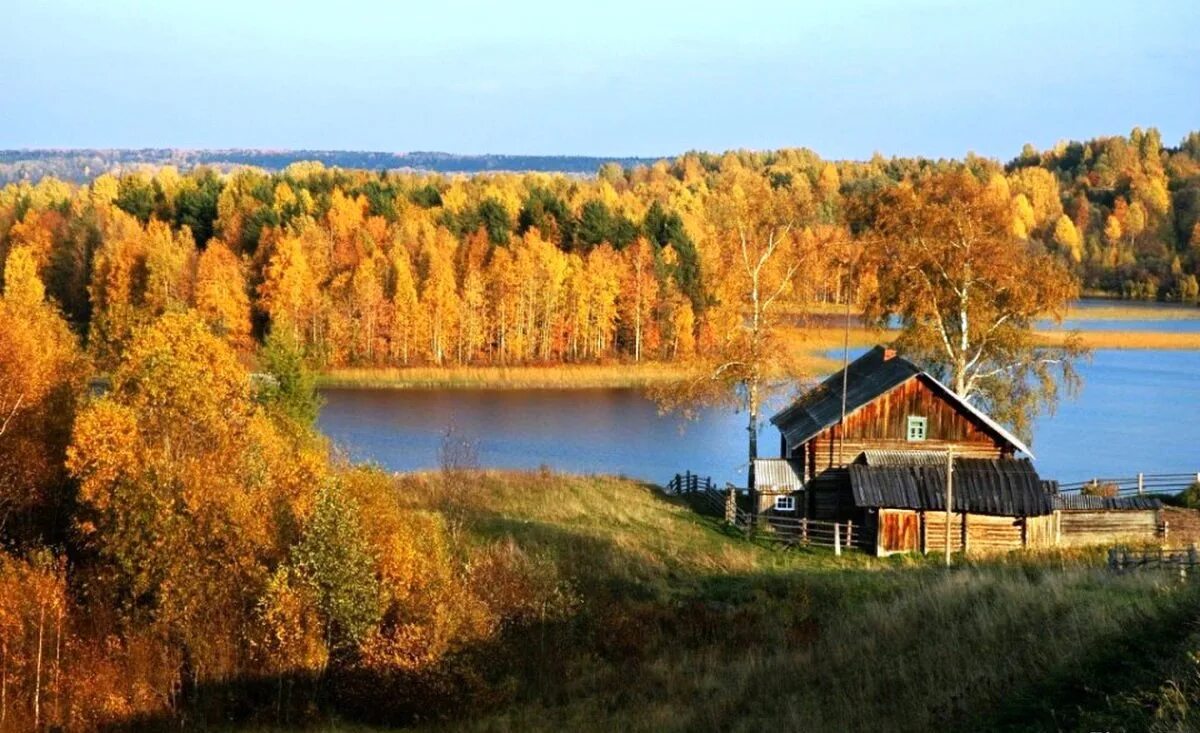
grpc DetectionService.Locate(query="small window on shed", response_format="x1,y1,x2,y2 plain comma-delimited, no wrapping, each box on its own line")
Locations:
774,495,796,512
906,416,928,441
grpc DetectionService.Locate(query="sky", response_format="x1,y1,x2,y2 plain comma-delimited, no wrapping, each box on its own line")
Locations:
2,0,1197,159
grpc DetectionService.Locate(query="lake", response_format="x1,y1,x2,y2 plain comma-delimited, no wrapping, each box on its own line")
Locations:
319,306,1200,487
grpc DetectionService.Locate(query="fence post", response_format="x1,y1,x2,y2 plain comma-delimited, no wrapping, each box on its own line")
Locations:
834,522,842,556
1164,520,1170,543
802,517,809,545
846,520,853,550
1108,548,1116,571
1138,472,1144,495
724,486,736,524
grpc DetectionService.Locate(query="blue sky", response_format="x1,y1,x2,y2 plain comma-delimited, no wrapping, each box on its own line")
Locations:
2,0,1197,158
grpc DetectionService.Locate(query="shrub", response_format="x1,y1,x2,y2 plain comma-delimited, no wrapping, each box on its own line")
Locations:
1177,481,1200,509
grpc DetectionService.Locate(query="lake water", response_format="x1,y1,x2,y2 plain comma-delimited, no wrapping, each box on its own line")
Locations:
319,303,1200,486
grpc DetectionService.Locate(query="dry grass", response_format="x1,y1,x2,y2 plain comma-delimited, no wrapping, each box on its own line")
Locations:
318,362,692,389
316,311,1200,391
1065,302,1200,321
1035,329,1200,350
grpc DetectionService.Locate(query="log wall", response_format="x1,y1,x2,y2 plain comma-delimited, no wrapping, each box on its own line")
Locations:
1056,510,1160,547
798,376,1006,479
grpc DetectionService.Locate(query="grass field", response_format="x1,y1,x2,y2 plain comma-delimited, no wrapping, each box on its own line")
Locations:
316,470,1200,732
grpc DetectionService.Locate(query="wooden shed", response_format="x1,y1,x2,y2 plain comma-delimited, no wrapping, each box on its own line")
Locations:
849,455,1055,555
1052,494,1164,547
751,458,804,516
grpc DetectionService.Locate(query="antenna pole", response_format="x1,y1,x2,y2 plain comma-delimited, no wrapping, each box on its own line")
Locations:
838,258,852,466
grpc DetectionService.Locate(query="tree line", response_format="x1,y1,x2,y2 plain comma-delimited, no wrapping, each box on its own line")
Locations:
0,128,1196,377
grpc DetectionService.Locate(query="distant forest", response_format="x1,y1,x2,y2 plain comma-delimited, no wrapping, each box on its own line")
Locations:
1,128,1198,376
0,149,661,183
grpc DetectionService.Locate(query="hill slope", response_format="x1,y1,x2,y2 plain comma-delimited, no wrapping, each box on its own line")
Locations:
377,471,1200,732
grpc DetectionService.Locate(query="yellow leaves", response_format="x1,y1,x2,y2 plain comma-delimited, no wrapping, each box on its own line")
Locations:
1011,194,1035,240
195,240,252,349
1052,215,1083,263
1104,214,1123,244
2,245,46,309
66,400,140,514
1008,166,1062,229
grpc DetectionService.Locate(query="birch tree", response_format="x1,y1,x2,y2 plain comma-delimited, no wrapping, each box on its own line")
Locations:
863,169,1086,441
653,166,816,488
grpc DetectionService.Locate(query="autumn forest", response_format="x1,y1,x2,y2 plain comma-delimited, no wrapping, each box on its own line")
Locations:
2,128,1200,729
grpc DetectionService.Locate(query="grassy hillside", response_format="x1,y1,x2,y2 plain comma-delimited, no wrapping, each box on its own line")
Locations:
348,471,1200,733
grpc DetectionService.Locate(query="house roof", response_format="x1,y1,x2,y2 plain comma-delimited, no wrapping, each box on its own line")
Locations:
769,345,1033,458
753,459,804,492
848,457,1053,516
1052,494,1163,511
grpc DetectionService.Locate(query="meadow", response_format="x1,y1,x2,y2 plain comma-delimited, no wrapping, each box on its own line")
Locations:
256,470,1200,733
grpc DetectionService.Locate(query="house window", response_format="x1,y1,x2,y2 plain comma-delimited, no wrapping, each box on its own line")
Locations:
774,495,796,512
906,416,928,441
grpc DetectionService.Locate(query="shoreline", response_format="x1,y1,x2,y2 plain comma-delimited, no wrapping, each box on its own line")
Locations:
316,326,1200,390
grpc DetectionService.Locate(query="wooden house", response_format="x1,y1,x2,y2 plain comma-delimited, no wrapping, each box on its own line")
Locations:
765,345,1052,555
754,345,1166,555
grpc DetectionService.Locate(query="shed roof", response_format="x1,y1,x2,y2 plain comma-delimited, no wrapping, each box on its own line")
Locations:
848,458,1052,516
859,450,947,467
1052,494,1163,511
769,346,1033,458
753,459,805,492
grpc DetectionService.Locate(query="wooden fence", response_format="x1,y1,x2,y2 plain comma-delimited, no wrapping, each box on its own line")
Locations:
665,472,861,555
1108,545,1200,576
1058,472,1200,496
665,471,716,495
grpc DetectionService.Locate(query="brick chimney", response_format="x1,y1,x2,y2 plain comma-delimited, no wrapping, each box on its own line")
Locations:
883,347,897,361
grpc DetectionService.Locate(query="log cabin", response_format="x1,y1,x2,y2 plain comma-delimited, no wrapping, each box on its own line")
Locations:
759,345,1055,554
753,345,1165,554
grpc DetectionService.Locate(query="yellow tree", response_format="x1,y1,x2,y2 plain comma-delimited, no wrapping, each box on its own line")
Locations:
864,169,1086,439
654,167,815,488
621,237,659,361
388,247,420,365
67,312,317,683
0,247,84,534
259,231,317,343
1052,215,1083,263
419,229,460,365
143,221,196,314
194,239,253,349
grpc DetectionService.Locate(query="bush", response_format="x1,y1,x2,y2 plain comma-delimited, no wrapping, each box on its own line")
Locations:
1177,481,1200,509
1081,481,1120,497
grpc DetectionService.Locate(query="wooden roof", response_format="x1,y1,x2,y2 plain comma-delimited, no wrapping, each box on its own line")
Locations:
770,345,1033,457
1052,494,1163,511
848,458,1052,516
753,459,804,492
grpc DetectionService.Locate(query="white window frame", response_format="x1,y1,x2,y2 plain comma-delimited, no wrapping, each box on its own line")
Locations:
774,495,796,512
906,416,928,442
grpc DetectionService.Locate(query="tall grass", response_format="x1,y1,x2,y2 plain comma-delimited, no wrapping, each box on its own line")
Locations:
317,363,691,390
